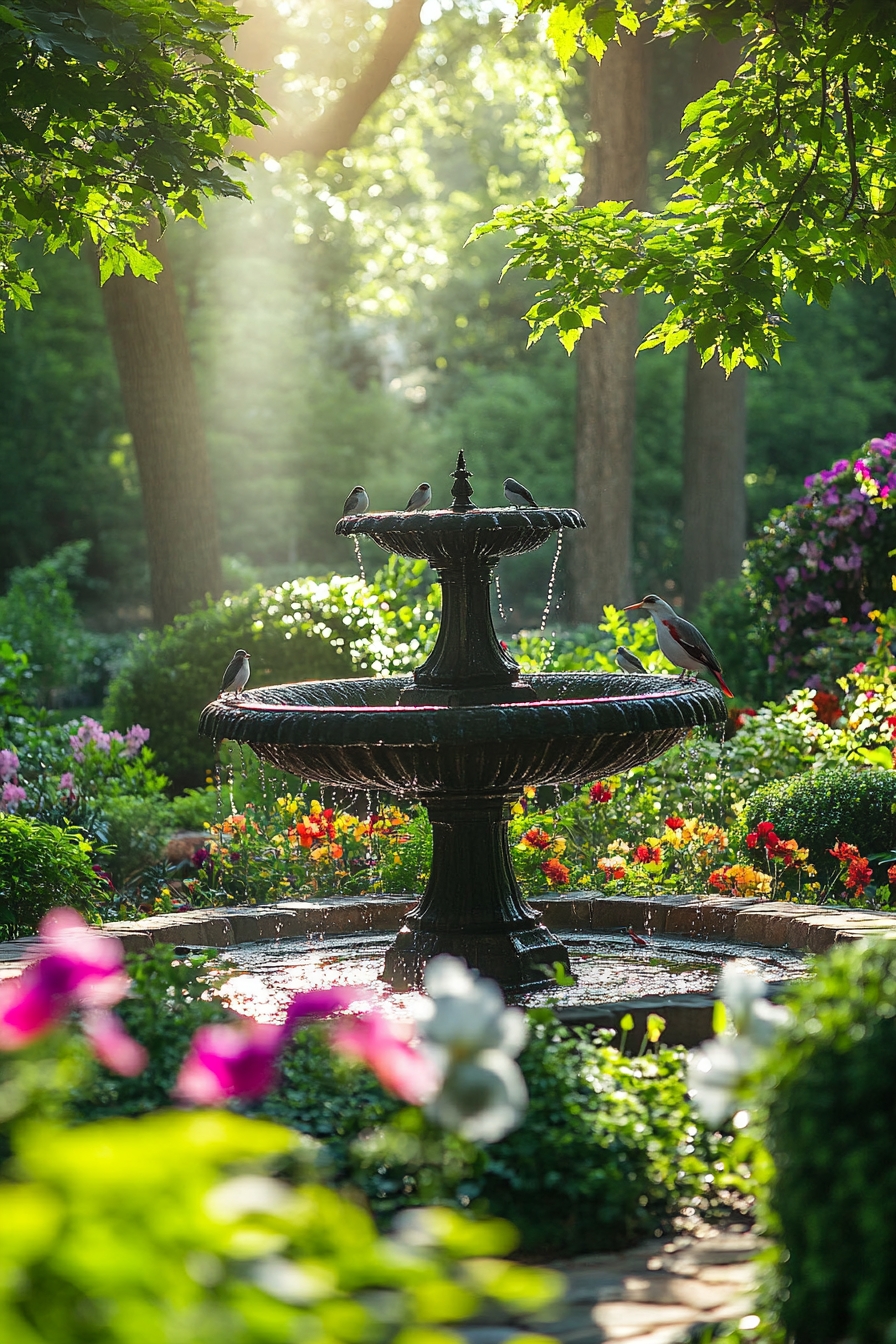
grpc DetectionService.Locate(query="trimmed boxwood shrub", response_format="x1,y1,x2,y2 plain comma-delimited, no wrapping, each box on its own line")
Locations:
747,767,896,884
104,587,350,790
0,814,106,936
105,562,440,790
763,939,896,1343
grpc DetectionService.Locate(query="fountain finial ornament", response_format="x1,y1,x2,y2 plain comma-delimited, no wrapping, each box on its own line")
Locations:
450,450,474,512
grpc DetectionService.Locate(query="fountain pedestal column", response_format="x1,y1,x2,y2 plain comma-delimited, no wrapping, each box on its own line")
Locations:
383,794,571,993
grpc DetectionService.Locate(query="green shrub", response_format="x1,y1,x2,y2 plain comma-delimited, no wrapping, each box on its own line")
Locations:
747,767,896,884
763,939,896,1343
480,1014,728,1256
0,815,106,936
104,588,348,790
104,560,440,790
93,795,179,887
74,946,230,1119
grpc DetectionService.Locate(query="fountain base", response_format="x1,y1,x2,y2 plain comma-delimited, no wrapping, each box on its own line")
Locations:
381,793,571,992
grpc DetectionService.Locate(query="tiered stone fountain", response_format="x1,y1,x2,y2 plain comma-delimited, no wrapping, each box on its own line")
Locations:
200,454,724,993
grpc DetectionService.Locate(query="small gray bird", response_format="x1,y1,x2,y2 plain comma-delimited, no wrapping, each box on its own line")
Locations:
221,649,250,698
342,485,369,516
404,482,432,511
616,646,647,675
504,477,539,509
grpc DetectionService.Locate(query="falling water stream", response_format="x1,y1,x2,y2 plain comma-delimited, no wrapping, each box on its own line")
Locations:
352,537,367,584
540,528,564,633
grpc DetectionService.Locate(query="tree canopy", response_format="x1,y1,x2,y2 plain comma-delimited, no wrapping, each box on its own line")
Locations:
478,0,896,369
0,0,267,319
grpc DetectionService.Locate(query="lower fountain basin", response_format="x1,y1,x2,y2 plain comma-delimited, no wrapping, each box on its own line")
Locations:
199,671,725,795
199,671,725,993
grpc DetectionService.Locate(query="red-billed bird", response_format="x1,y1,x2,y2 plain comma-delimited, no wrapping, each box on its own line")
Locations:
623,594,733,698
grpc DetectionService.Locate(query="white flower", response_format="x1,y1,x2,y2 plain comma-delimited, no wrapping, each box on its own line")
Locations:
687,1035,758,1128
417,955,528,1059
688,963,792,1127
416,956,528,1144
426,1049,529,1143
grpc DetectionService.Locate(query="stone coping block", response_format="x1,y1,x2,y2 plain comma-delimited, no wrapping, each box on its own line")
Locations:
1,892,896,969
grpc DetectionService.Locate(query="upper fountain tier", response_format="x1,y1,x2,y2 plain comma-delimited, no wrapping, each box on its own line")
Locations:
336,452,585,705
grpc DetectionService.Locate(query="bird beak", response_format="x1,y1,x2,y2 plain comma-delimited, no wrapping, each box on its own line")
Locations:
622,602,643,611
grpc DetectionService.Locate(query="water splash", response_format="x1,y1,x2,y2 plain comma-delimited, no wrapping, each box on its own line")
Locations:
352,537,367,584
213,753,224,822
226,755,236,816
540,527,564,633
494,573,507,622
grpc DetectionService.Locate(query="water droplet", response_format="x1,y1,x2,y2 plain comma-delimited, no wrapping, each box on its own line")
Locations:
494,572,506,623
352,536,367,584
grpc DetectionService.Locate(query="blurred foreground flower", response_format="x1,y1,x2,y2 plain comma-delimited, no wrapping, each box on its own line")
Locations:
331,1012,440,1105
687,962,790,1127
416,955,528,1142
0,908,145,1075
176,1020,286,1104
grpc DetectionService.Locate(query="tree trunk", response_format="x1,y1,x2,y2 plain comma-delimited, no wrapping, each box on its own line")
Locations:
681,36,746,613
570,33,648,623
682,354,747,612
99,223,223,628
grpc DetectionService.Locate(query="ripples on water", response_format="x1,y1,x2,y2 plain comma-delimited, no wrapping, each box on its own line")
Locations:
217,931,807,1024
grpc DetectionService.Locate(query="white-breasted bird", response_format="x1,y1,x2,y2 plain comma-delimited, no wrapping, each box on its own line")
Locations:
405,482,431,511
616,646,647,675
342,485,369,516
221,649,250,698
623,594,733,697
504,477,539,509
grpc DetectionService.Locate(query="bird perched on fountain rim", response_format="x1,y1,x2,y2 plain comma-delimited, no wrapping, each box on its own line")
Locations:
503,477,539,509
623,594,733,698
221,649,250,698
616,646,647,675
404,482,431,511
342,485,369,516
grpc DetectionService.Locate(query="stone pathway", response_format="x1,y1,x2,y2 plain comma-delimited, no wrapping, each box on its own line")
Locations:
545,1224,761,1344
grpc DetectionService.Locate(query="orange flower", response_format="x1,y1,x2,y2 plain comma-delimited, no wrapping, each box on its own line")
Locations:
665,815,685,831
521,827,552,850
812,690,842,726
597,857,626,881
541,857,570,886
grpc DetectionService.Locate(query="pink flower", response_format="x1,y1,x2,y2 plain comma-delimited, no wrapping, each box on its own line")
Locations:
81,1008,148,1077
123,724,150,759
330,1012,439,1104
0,749,19,781
0,909,129,1049
175,1020,285,1104
59,772,75,793
0,782,26,812
283,985,371,1031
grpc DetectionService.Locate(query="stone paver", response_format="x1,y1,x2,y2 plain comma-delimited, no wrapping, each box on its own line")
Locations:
546,1225,762,1344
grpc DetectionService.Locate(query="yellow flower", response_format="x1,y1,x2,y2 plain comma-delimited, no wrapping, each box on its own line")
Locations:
552,837,567,855
511,801,524,817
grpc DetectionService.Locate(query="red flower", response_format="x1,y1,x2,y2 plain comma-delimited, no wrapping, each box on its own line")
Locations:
522,827,552,850
846,856,873,896
888,864,896,887
812,690,842,726
886,716,896,739
590,782,613,805
632,844,662,865
733,707,758,730
665,815,685,831
541,857,570,886
747,821,779,850
830,840,860,863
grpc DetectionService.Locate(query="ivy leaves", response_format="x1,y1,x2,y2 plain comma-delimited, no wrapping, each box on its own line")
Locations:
478,0,896,368
0,0,268,319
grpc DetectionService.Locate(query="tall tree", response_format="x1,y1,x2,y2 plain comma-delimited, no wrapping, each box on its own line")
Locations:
570,31,648,622
99,0,424,626
681,36,746,612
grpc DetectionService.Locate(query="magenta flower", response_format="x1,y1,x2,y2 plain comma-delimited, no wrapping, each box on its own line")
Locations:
0,908,129,1049
0,782,26,812
82,1009,148,1077
59,772,75,794
330,1012,440,1105
0,749,19,782
283,985,371,1030
175,1021,286,1104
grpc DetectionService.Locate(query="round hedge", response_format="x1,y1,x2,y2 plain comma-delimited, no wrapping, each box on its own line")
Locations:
104,588,348,790
764,939,896,1343
747,767,896,884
